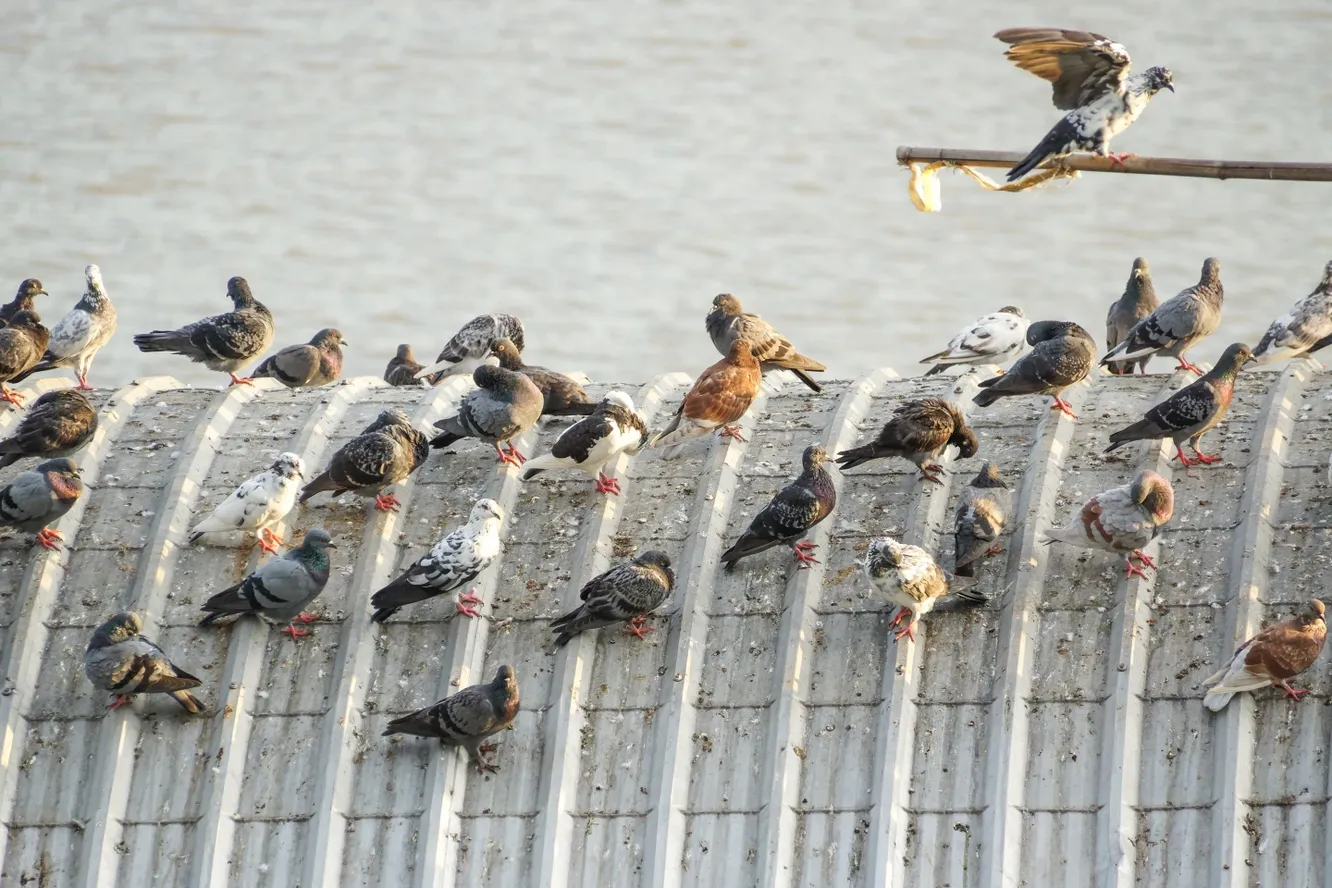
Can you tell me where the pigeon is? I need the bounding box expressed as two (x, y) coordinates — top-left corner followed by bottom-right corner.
(1253, 262), (1332, 364)
(9, 265), (117, 391)
(521, 391), (648, 495)
(953, 461), (1012, 578)
(864, 536), (987, 642)
(384, 343), (425, 387)
(414, 314), (526, 384)
(705, 293), (827, 392)
(1203, 599), (1327, 712)
(1101, 258), (1224, 376)
(370, 498), (504, 623)
(0, 457), (82, 550)
(133, 276), (275, 386)
(490, 337), (595, 417)
(301, 408), (430, 511)
(1042, 469), (1174, 578)
(919, 306), (1030, 376)
(1105, 258), (1159, 375)
(835, 397), (977, 483)
(995, 28), (1174, 181)
(84, 612), (203, 713)
(721, 444), (837, 569)
(1105, 343), (1255, 467)
(252, 328), (345, 389)
(189, 452), (306, 553)
(198, 528), (336, 639)
(973, 320), (1096, 417)
(0, 278), (46, 327)
(550, 550), (675, 645)
(0, 389), (98, 470)
(648, 339), (763, 459)
(0, 311), (50, 407)
(429, 364), (545, 466)
(382, 664), (521, 774)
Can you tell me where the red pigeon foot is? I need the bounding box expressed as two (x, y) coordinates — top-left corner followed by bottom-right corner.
(496, 443), (526, 466)
(35, 528), (63, 551)
(893, 621), (917, 642)
(1279, 681), (1312, 702)
(1124, 558), (1151, 580)
(920, 464), (945, 485)
(478, 741), (498, 758)
(719, 424), (747, 441)
(888, 607), (906, 628)
(1106, 152), (1138, 167)
(1050, 397), (1078, 418)
(108, 694), (133, 710)
(0, 385), (25, 407)
(1130, 550), (1157, 569)
(76, 376), (94, 391)
(595, 472), (621, 495)
(624, 616), (654, 640)
(983, 545), (1006, 557)
(1191, 448), (1222, 464)
(228, 373), (254, 386)
(459, 590), (484, 606)
(455, 594), (482, 618)
(792, 542), (820, 567)
(295, 612), (318, 624)
(281, 623), (311, 640)
(476, 759), (500, 775)
(374, 493), (401, 512)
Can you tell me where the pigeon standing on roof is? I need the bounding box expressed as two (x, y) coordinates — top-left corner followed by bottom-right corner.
(1253, 262), (1332, 364)
(721, 445), (837, 569)
(1042, 469), (1174, 578)
(521, 391), (648, 495)
(994, 28), (1174, 182)
(490, 337), (595, 417)
(648, 339), (763, 459)
(301, 408), (430, 511)
(1106, 258), (1160, 375)
(10, 265), (117, 391)
(0, 457), (83, 550)
(189, 452), (306, 554)
(414, 314), (526, 384)
(920, 306), (1030, 376)
(252, 328), (345, 389)
(383, 665), (521, 774)
(835, 397), (978, 483)
(133, 276), (275, 386)
(550, 550), (675, 645)
(85, 612), (204, 713)
(1102, 258), (1224, 376)
(429, 364), (544, 466)
(0, 279), (47, 327)
(0, 389), (97, 470)
(0, 311), (50, 408)
(953, 462), (1012, 578)
(1203, 599), (1327, 711)
(706, 293), (827, 392)
(864, 536), (988, 642)
(198, 528), (336, 639)
(384, 344), (426, 387)
(973, 320), (1096, 417)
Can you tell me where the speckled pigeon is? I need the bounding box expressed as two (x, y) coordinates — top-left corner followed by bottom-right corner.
(864, 536), (988, 642)
(920, 306), (1030, 375)
(0, 310), (50, 407)
(429, 364), (544, 466)
(133, 276), (275, 386)
(198, 528), (336, 639)
(252, 328), (345, 389)
(974, 320), (1096, 417)
(835, 397), (977, 483)
(721, 445), (836, 569)
(85, 612), (203, 713)
(1204, 599), (1327, 711)
(0, 389), (97, 470)
(0, 457), (82, 550)
(489, 337), (595, 416)
(550, 551), (675, 645)
(648, 339), (762, 458)
(301, 408), (430, 511)
(1105, 258), (1159, 375)
(954, 461), (1011, 578)
(190, 452), (305, 553)
(1102, 258), (1223, 375)
(0, 279), (46, 327)
(383, 665), (521, 774)
(1253, 262), (1332, 364)
(10, 265), (117, 391)
(521, 391), (648, 495)
(1042, 469), (1173, 578)
(706, 293), (826, 392)
(384, 343), (425, 387)
(415, 313), (526, 384)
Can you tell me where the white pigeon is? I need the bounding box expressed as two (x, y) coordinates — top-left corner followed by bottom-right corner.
(1253, 261), (1332, 364)
(415, 314), (525, 382)
(189, 452), (306, 553)
(1041, 469), (1173, 578)
(520, 391), (649, 495)
(919, 306), (1030, 376)
(11, 264), (118, 390)
(864, 536), (988, 642)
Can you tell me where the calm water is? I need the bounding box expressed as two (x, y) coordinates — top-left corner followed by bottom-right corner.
(3, 0), (1330, 388)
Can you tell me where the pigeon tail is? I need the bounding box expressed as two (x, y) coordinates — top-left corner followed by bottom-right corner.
(1203, 691), (1235, 712)
(171, 689), (204, 714)
(833, 443), (889, 471)
(370, 605), (400, 624)
(923, 363), (949, 377)
(972, 388), (1003, 408)
(787, 367), (822, 393)
(1104, 418), (1163, 452)
(133, 330), (192, 354)
(1007, 118), (1076, 182)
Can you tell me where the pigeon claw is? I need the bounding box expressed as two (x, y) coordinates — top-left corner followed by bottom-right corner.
(919, 463), (945, 485)
(257, 528), (283, 554)
(1191, 448), (1222, 465)
(624, 616), (654, 640)
(496, 443), (527, 466)
(374, 493), (402, 512)
(1124, 558), (1151, 580)
(1175, 358), (1204, 375)
(983, 545), (1006, 558)
(888, 607), (907, 628)
(34, 528), (63, 551)
(295, 612), (319, 624)
(76, 376), (94, 391)
(719, 424), (747, 442)
(475, 758), (500, 775)
(792, 540), (820, 567)
(108, 694), (134, 710)
(0, 385), (25, 408)
(1106, 152), (1138, 167)
(228, 373), (254, 387)
(455, 592), (482, 618)
(281, 623), (312, 641)
(893, 620), (917, 642)
(595, 472), (622, 496)
(1050, 397), (1078, 419)
(1130, 550), (1158, 570)
(1279, 680), (1312, 703)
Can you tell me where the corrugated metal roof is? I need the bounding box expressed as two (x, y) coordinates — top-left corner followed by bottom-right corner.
(0, 362), (1327, 888)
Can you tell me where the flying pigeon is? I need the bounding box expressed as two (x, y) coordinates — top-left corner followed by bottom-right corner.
(301, 408), (430, 511)
(864, 536), (987, 642)
(550, 550), (675, 645)
(414, 313), (526, 384)
(252, 328), (345, 389)
(721, 444), (837, 569)
(1203, 599), (1327, 711)
(648, 339), (763, 458)
(1105, 258), (1160, 375)
(383, 664), (521, 774)
(370, 498), (504, 623)
(490, 337), (595, 417)
(1105, 343), (1255, 467)
(9, 265), (117, 391)
(0, 389), (97, 470)
(189, 452), (306, 553)
(85, 612), (203, 713)
(429, 364), (545, 467)
(995, 28), (1174, 181)
(1042, 469), (1173, 578)
(835, 397), (978, 483)
(920, 306), (1030, 376)
(198, 528), (336, 639)
(521, 390), (648, 495)
(0, 311), (50, 407)
(384, 343), (425, 387)
(133, 276), (275, 386)
(0, 279), (46, 327)
(0, 457), (82, 550)
(1102, 258), (1224, 376)
(1253, 262), (1332, 364)
(953, 461), (1012, 578)
(705, 293), (827, 392)
(973, 320), (1096, 417)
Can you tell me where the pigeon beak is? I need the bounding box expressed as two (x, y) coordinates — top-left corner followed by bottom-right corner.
(325, 542), (339, 548)
(37, 289), (49, 296)
(1165, 83), (1175, 93)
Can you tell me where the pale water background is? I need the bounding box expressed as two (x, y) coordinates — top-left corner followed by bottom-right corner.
(2, 0), (1330, 388)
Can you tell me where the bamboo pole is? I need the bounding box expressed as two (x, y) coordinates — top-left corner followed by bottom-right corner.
(896, 147), (1332, 182)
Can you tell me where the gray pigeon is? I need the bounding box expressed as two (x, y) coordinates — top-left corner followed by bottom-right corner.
(198, 528), (336, 639)
(384, 343), (425, 387)
(721, 445), (837, 569)
(0, 457), (82, 550)
(383, 665), (521, 774)
(550, 551), (675, 645)
(429, 364), (544, 466)
(299, 408), (429, 511)
(0, 389), (98, 470)
(1102, 258), (1223, 375)
(0, 310), (50, 408)
(953, 462), (1012, 578)
(1105, 258), (1159, 375)
(133, 276), (275, 385)
(706, 293), (827, 392)
(85, 612), (203, 713)
(491, 338), (595, 417)
(1253, 261), (1332, 364)
(252, 328), (345, 389)
(415, 314), (526, 384)
(974, 320), (1096, 417)
(10, 265), (117, 391)
(0, 278), (47, 327)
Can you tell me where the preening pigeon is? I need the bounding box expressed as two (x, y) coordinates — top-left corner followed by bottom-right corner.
(1105, 258), (1159, 375)
(383, 664), (521, 774)
(85, 612), (203, 713)
(721, 444), (837, 569)
(415, 313), (526, 383)
(429, 364), (544, 466)
(0, 279), (46, 327)
(1203, 599), (1327, 711)
(384, 343), (425, 387)
(550, 550), (675, 645)
(1042, 469), (1173, 578)
(189, 452), (306, 553)
(974, 320), (1096, 417)
(1102, 258), (1224, 376)
(521, 390), (648, 495)
(953, 461), (1011, 578)
(10, 265), (117, 391)
(706, 293), (827, 392)
(995, 28), (1174, 181)
(864, 536), (987, 642)
(490, 337), (595, 417)
(1253, 262), (1332, 364)
(920, 306), (1030, 376)
(0, 311), (50, 407)
(301, 408), (430, 511)
(0, 457), (82, 550)
(252, 328), (345, 389)
(0, 389), (97, 470)
(835, 397), (977, 483)
(198, 528), (336, 639)
(648, 339), (762, 459)
(133, 276), (275, 386)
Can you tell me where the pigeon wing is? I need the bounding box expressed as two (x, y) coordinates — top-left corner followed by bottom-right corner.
(994, 28), (1133, 109)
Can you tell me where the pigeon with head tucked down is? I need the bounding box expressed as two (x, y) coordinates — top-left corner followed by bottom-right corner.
(189, 452), (306, 553)
(252, 328), (345, 389)
(490, 337), (595, 417)
(974, 320), (1096, 417)
(198, 528), (336, 639)
(1203, 599), (1327, 711)
(0, 389), (97, 470)
(384, 343), (425, 387)
(383, 665), (521, 774)
(920, 306), (1029, 376)
(1105, 258), (1159, 375)
(133, 276), (275, 385)
(85, 612), (203, 713)
(1102, 258), (1223, 376)
(521, 390), (648, 495)
(864, 536), (988, 643)
(721, 445), (837, 569)
(0, 311), (50, 408)
(1253, 262), (1332, 365)
(301, 409), (430, 511)
(835, 397), (977, 483)
(415, 314), (526, 384)
(429, 364), (544, 467)
(550, 551), (675, 645)
(706, 293), (827, 392)
(648, 339), (762, 459)
(0, 279), (47, 327)
(10, 265), (117, 391)
(1042, 469), (1173, 578)
(953, 461), (1011, 578)
(0, 457), (82, 550)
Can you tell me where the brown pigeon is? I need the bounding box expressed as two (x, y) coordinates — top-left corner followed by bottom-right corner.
(0, 310), (50, 407)
(1105, 258), (1159, 375)
(864, 536), (989, 642)
(0, 389), (97, 470)
(648, 339), (762, 458)
(1204, 600), (1327, 711)
(705, 293), (827, 392)
(973, 320), (1096, 417)
(383, 343), (425, 387)
(490, 337), (596, 417)
(0, 279), (47, 327)
(383, 665), (521, 774)
(835, 397), (977, 483)
(1042, 469), (1173, 578)
(953, 461), (1011, 578)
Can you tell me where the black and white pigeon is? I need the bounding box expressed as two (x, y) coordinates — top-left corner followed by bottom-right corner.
(0, 278), (47, 327)
(384, 343), (425, 387)
(864, 536), (988, 643)
(721, 444), (837, 569)
(1102, 258), (1224, 376)
(252, 328), (345, 389)
(300, 408), (430, 512)
(521, 391), (648, 495)
(10, 265), (117, 391)
(550, 550), (675, 645)
(198, 528), (336, 639)
(490, 337), (595, 417)
(920, 306), (1030, 376)
(1106, 258), (1160, 375)
(1253, 262), (1332, 364)
(953, 461), (1012, 578)
(705, 294), (828, 392)
(0, 310), (50, 408)
(429, 364), (545, 467)
(133, 276), (275, 386)
(974, 320), (1097, 417)
(85, 612), (204, 714)
(415, 314), (526, 384)
(0, 389), (97, 470)
(383, 665), (521, 774)
(995, 28), (1174, 181)
(0, 457), (82, 550)
(370, 498), (504, 623)
(189, 452), (306, 553)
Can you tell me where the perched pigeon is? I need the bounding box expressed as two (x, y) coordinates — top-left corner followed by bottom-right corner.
(10, 265), (117, 391)
(0, 279), (46, 327)
(835, 397), (978, 483)
(490, 337), (595, 416)
(1253, 262), (1332, 364)
(0, 457), (82, 550)
(252, 328), (345, 389)
(521, 391), (648, 495)
(0, 311), (50, 407)
(648, 339), (763, 458)
(384, 343), (425, 387)
(189, 452), (306, 553)
(1105, 343), (1255, 467)
(706, 293), (827, 392)
(721, 445), (837, 569)
(1102, 258), (1224, 376)
(550, 550), (675, 645)
(415, 314), (526, 384)
(1042, 469), (1173, 578)
(1105, 258), (1159, 375)
(370, 498), (504, 623)
(301, 408), (430, 511)
(429, 364), (545, 466)
(864, 536), (987, 642)
(0, 389), (97, 470)
(133, 276), (275, 386)
(974, 320), (1096, 417)
(995, 28), (1174, 181)
(85, 612), (203, 713)
(383, 664), (521, 774)
(198, 528), (336, 639)
(920, 306), (1030, 376)
(953, 461), (1012, 578)
(1203, 599), (1327, 711)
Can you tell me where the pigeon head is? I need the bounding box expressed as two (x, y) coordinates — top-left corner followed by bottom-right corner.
(489, 338), (524, 370)
(6, 310), (44, 331)
(469, 498), (505, 525)
(865, 537), (901, 576)
(311, 328), (345, 348)
(972, 461), (1008, 489)
(226, 276), (255, 307)
(1131, 257), (1150, 276)
(602, 390), (635, 412)
(489, 664), (520, 709)
(298, 528), (336, 551)
(1211, 342), (1256, 377)
(84, 264), (105, 293)
(16, 278), (47, 299)
(1300, 599), (1326, 628)
(1199, 257), (1221, 286)
(89, 611), (143, 647)
(1143, 66), (1174, 94)
(711, 293), (743, 317)
(1025, 320), (1074, 346)
(635, 550), (672, 571)
(473, 362), (526, 393)
(998, 305), (1024, 317)
(364, 408), (413, 435)
(1130, 469), (1174, 525)
(801, 444), (829, 472)
(272, 452), (306, 479)
(37, 457), (81, 477)
(395, 343), (416, 361)
(949, 425), (979, 459)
